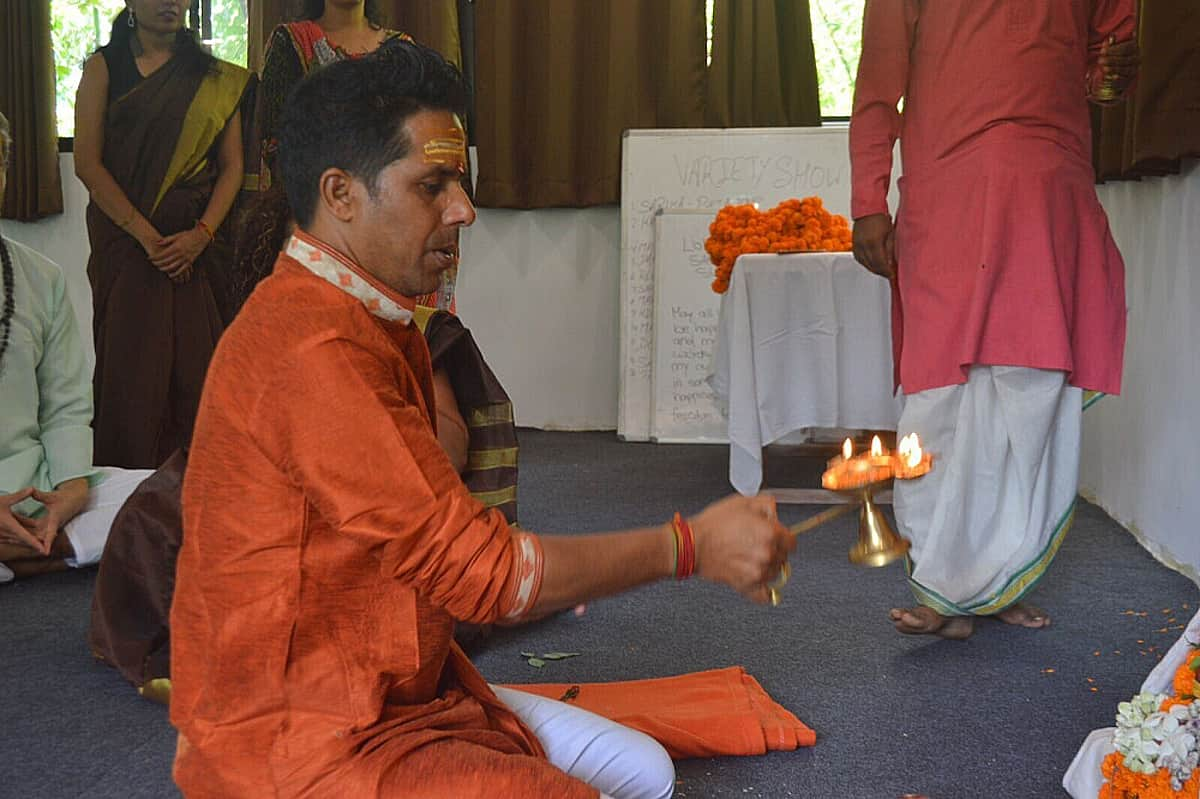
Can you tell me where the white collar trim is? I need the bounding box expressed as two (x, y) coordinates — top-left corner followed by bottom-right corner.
(286, 234), (413, 324)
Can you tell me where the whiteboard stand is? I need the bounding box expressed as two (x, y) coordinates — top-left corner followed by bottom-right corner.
(618, 127), (899, 442)
(619, 126), (867, 441)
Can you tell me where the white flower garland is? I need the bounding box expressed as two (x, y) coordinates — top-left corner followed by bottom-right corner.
(1113, 684), (1200, 791)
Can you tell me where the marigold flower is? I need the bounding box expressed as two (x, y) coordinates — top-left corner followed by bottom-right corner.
(705, 197), (853, 294)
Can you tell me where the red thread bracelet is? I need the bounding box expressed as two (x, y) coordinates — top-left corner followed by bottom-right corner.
(672, 512), (695, 580)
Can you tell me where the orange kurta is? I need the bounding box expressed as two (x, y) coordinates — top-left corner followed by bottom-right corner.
(169, 234), (596, 798)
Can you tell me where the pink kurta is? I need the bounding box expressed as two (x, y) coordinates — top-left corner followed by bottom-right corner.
(850, 0), (1133, 395)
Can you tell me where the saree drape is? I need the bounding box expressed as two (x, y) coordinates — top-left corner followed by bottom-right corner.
(88, 57), (249, 469)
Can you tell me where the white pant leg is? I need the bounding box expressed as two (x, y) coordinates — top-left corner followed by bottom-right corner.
(62, 467), (154, 567)
(895, 366), (1079, 613)
(491, 685), (675, 799)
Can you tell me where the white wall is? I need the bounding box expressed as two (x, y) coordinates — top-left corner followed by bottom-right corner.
(1086, 161), (1200, 585)
(456, 206), (620, 429)
(5, 155), (1198, 584)
(0, 154), (623, 428)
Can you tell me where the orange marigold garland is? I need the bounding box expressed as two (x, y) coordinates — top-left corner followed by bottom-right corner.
(705, 196), (853, 294)
(1099, 646), (1200, 798)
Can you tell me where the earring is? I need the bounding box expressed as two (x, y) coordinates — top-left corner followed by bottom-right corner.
(127, 10), (136, 28)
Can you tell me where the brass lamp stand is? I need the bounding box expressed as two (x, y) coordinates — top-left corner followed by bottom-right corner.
(788, 478), (910, 568)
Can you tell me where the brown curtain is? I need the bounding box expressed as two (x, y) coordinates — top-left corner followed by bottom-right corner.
(706, 0), (821, 128)
(0, 0), (63, 220)
(389, 3), (461, 68)
(248, 0), (461, 70)
(473, 0), (708, 209)
(1092, 0), (1200, 181)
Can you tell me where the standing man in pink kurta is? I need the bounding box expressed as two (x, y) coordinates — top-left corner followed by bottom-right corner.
(849, 0), (1139, 638)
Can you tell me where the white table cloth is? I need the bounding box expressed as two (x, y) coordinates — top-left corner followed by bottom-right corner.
(709, 252), (901, 495)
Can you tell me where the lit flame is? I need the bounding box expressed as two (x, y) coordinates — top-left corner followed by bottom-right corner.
(898, 433), (923, 469)
(842, 438), (852, 460)
(870, 435), (883, 457)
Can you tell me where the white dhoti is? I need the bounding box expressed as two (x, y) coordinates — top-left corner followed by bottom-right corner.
(491, 685), (676, 799)
(62, 467), (154, 567)
(893, 366), (1084, 616)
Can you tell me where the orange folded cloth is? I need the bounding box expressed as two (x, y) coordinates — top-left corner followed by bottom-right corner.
(503, 666), (816, 759)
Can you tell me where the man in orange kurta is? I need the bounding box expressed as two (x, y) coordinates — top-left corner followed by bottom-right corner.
(169, 41), (793, 798)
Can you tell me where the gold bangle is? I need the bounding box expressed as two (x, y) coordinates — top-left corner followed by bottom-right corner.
(195, 219), (215, 242)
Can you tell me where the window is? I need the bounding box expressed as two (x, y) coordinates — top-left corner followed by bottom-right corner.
(704, 0), (863, 120)
(203, 0), (250, 70)
(809, 0), (864, 119)
(51, 0), (248, 140)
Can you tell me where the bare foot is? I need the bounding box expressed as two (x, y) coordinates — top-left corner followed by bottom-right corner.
(889, 606), (974, 640)
(994, 602), (1050, 629)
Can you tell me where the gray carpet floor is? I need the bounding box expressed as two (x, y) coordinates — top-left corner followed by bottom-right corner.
(1, 430), (1196, 798)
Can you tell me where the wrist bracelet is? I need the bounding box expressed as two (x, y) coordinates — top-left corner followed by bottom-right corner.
(672, 512), (696, 580)
(195, 219), (215, 242)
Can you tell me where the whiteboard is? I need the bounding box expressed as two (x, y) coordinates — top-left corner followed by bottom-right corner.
(650, 211), (727, 444)
(619, 126), (877, 441)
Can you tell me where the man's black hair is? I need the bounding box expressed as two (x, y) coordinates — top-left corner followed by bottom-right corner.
(277, 38), (469, 227)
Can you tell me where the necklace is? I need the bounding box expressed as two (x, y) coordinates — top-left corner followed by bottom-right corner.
(0, 236), (15, 374)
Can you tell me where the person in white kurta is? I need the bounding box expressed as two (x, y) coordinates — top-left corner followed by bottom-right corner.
(0, 112), (150, 582)
(0, 234), (152, 582)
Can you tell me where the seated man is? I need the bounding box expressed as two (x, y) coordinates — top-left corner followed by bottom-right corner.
(0, 111), (151, 583)
(168, 41), (793, 799)
(92, 208), (509, 691)
(89, 308), (509, 692)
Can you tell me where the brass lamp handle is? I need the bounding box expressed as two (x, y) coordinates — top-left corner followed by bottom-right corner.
(787, 503), (856, 537)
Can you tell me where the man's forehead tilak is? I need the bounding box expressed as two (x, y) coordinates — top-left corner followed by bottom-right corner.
(423, 127), (467, 170)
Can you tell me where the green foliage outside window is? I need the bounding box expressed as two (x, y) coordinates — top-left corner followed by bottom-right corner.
(810, 0), (864, 118)
(51, 0), (248, 138)
(207, 0), (249, 71)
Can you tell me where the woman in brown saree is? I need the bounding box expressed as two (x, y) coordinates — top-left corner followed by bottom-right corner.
(75, 0), (249, 469)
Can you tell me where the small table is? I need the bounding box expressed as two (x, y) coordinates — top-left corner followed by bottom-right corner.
(709, 252), (902, 496)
